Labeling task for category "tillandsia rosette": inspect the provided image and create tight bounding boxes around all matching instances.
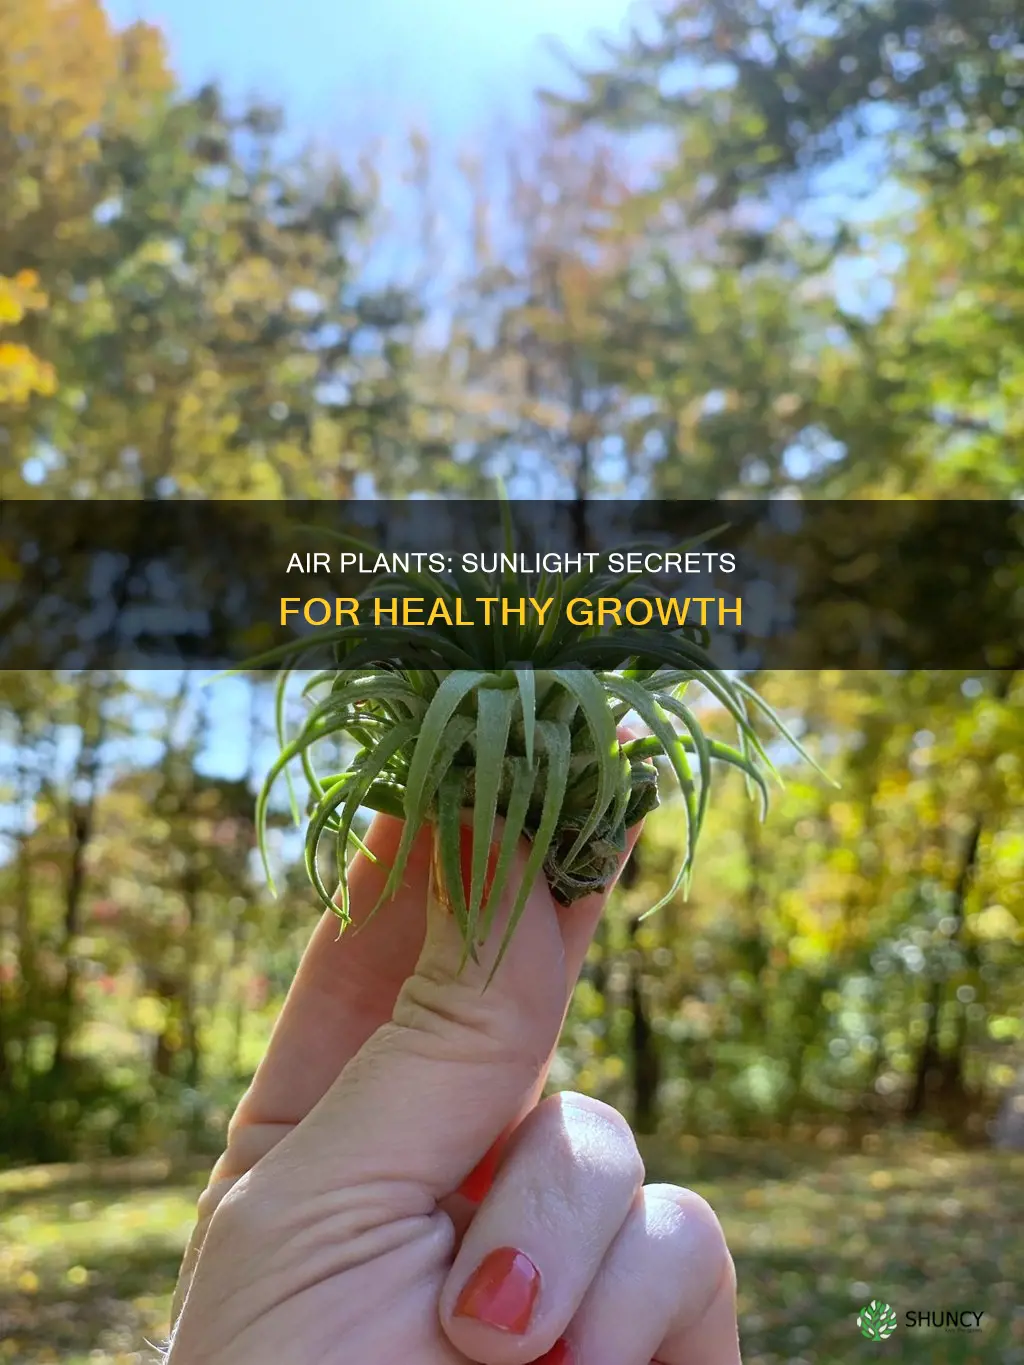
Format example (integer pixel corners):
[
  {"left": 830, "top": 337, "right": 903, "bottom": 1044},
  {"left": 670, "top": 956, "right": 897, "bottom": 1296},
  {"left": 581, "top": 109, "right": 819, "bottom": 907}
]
[{"left": 255, "top": 513, "right": 823, "bottom": 977}]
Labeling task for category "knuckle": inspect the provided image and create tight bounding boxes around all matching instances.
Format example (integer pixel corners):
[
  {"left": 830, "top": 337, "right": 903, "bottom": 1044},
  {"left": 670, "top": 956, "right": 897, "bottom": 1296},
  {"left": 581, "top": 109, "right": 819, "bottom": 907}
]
[
  {"left": 556, "top": 1092, "right": 646, "bottom": 1186},
  {"left": 648, "top": 1183, "right": 723, "bottom": 1228},
  {"left": 203, "top": 1171, "right": 274, "bottom": 1248},
  {"left": 393, "top": 967, "right": 556, "bottom": 1075},
  {"left": 221, "top": 1119, "right": 294, "bottom": 1176},
  {"left": 644, "top": 1182, "right": 733, "bottom": 1284},
  {"left": 194, "top": 1173, "right": 241, "bottom": 1232}
]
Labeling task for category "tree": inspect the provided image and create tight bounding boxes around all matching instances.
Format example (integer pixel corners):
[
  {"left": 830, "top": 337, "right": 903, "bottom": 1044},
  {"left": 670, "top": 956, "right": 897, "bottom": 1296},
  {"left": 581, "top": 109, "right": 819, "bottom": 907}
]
[
  {"left": 552, "top": 1, "right": 1023, "bottom": 215},
  {"left": 449, "top": 120, "right": 648, "bottom": 498},
  {"left": 0, "top": 272, "right": 56, "bottom": 408},
  {"left": 543, "top": 0, "right": 1023, "bottom": 497},
  {"left": 1, "top": 0, "right": 434, "bottom": 499}
]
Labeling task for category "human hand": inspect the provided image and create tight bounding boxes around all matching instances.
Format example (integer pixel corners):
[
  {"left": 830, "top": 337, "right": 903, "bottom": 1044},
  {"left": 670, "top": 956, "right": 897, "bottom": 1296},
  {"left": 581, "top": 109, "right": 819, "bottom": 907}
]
[{"left": 167, "top": 815, "right": 741, "bottom": 1364}]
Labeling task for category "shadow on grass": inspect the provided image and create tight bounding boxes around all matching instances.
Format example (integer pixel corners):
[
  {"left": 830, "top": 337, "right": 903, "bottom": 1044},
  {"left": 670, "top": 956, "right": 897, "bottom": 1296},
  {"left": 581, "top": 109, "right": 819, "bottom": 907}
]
[
  {"left": 2, "top": 1144, "right": 1021, "bottom": 1364},
  {"left": 641, "top": 1137, "right": 833, "bottom": 1183},
  {"left": 0, "top": 1159, "right": 206, "bottom": 1216},
  {"left": 638, "top": 1141, "right": 1023, "bottom": 1365},
  {"left": 731, "top": 1244, "right": 1009, "bottom": 1365},
  {"left": 4, "top": 1229, "right": 1010, "bottom": 1364},
  {"left": 0, "top": 1243, "right": 182, "bottom": 1356}
]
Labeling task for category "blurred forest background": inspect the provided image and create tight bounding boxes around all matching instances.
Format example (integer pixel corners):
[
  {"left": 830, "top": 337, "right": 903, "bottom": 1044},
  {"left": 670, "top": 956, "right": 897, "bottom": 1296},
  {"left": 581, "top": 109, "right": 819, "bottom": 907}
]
[{"left": 0, "top": 0, "right": 1022, "bottom": 1361}]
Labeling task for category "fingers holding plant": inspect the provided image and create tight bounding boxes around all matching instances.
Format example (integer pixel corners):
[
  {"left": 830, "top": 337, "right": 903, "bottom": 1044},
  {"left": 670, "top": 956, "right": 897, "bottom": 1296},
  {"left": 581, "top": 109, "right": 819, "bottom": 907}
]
[
  {"left": 167, "top": 528, "right": 818, "bottom": 1360},
  {"left": 441, "top": 1095, "right": 741, "bottom": 1365},
  {"left": 167, "top": 819, "right": 743, "bottom": 1365},
  {"left": 167, "top": 822, "right": 628, "bottom": 1362}
]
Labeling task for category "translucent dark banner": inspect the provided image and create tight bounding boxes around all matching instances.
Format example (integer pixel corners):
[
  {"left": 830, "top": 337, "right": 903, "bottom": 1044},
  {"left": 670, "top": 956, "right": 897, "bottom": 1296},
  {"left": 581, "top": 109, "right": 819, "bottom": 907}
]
[{"left": 0, "top": 499, "right": 1020, "bottom": 670}]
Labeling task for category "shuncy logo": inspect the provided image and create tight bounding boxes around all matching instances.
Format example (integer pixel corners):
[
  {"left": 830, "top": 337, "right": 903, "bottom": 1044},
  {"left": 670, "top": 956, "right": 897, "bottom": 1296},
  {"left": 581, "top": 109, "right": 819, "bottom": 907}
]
[
  {"left": 905, "top": 1311, "right": 984, "bottom": 1331},
  {"left": 858, "top": 1301, "right": 898, "bottom": 1340},
  {"left": 856, "top": 1302, "right": 986, "bottom": 1340}
]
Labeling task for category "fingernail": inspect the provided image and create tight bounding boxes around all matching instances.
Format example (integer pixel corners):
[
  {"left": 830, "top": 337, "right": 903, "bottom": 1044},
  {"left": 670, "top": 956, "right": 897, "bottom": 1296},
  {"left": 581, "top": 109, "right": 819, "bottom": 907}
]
[
  {"left": 454, "top": 1247, "right": 541, "bottom": 1333},
  {"left": 535, "top": 1339, "right": 576, "bottom": 1365},
  {"left": 458, "top": 825, "right": 499, "bottom": 907},
  {"left": 457, "top": 1136, "right": 504, "bottom": 1204}
]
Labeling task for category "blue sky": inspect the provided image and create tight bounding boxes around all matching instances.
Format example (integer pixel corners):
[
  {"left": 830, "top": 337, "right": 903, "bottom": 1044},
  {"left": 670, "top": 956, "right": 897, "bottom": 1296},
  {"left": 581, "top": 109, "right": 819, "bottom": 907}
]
[
  {"left": 104, "top": 0, "right": 639, "bottom": 143},
  {"left": 101, "top": 0, "right": 894, "bottom": 321}
]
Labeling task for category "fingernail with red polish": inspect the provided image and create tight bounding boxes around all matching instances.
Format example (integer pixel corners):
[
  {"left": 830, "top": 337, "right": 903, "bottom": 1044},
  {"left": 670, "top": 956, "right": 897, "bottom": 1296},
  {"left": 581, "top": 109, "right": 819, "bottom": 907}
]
[
  {"left": 458, "top": 1136, "right": 504, "bottom": 1204},
  {"left": 535, "top": 1339, "right": 576, "bottom": 1365},
  {"left": 454, "top": 1247, "right": 541, "bottom": 1333}
]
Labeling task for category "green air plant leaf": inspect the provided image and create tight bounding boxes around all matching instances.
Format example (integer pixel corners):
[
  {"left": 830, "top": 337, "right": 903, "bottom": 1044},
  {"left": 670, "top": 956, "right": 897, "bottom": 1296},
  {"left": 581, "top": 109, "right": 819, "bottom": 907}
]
[{"left": 254, "top": 521, "right": 822, "bottom": 977}]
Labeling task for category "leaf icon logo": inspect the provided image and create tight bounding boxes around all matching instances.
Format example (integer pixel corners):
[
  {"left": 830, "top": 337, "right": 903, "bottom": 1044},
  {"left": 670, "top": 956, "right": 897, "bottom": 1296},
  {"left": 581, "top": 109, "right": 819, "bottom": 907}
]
[{"left": 858, "top": 1300, "right": 898, "bottom": 1340}]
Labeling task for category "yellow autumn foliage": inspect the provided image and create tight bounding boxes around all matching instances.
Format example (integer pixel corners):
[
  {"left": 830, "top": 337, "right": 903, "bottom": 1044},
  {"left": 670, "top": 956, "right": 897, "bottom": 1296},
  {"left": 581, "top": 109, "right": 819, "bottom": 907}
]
[{"left": 0, "top": 271, "right": 56, "bottom": 404}]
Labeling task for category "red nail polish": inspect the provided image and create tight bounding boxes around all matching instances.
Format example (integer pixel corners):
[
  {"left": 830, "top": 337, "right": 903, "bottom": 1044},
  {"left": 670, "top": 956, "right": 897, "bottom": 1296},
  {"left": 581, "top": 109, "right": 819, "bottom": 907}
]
[
  {"left": 535, "top": 1339, "right": 575, "bottom": 1365},
  {"left": 454, "top": 1247, "right": 541, "bottom": 1333},
  {"left": 458, "top": 1136, "right": 504, "bottom": 1204},
  {"left": 458, "top": 825, "right": 499, "bottom": 907}
]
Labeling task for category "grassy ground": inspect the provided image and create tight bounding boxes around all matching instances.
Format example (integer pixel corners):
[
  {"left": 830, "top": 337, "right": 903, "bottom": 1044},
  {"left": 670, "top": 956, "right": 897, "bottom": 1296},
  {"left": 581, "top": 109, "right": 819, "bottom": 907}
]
[{"left": 0, "top": 1140, "right": 1021, "bottom": 1364}]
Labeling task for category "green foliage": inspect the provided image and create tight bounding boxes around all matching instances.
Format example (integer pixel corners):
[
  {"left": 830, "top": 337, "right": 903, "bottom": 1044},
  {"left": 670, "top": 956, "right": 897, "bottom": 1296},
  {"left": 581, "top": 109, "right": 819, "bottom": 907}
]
[
  {"left": 1, "top": 0, "right": 1021, "bottom": 1234},
  {"left": 539, "top": 0, "right": 1023, "bottom": 499},
  {"left": 1, "top": 4, "right": 427, "bottom": 498},
  {"left": 565, "top": 671, "right": 1023, "bottom": 1138}
]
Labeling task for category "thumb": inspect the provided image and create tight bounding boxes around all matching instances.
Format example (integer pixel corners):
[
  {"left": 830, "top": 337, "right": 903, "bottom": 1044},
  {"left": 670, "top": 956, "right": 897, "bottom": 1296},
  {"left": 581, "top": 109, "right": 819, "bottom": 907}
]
[{"left": 286, "top": 824, "right": 593, "bottom": 1206}]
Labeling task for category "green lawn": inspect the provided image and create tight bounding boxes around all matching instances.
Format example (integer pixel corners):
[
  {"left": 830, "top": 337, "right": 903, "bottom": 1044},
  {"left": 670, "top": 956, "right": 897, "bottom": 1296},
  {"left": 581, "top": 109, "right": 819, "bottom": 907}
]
[{"left": 1, "top": 1140, "right": 1021, "bottom": 1363}]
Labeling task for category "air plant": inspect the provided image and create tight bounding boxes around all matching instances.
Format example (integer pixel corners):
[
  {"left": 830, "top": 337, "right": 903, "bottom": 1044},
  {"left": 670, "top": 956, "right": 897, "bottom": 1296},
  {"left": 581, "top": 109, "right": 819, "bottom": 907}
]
[{"left": 255, "top": 510, "right": 823, "bottom": 976}]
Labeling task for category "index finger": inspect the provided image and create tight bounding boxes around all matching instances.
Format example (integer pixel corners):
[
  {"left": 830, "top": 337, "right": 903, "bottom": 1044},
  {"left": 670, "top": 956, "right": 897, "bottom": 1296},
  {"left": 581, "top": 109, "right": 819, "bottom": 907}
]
[
  {"left": 218, "top": 813, "right": 433, "bottom": 1173},
  {"left": 223, "top": 716, "right": 644, "bottom": 1156},
  {"left": 172, "top": 808, "right": 640, "bottom": 1326},
  {"left": 172, "top": 814, "right": 434, "bottom": 1324},
  {"left": 218, "top": 811, "right": 639, "bottom": 1178}
]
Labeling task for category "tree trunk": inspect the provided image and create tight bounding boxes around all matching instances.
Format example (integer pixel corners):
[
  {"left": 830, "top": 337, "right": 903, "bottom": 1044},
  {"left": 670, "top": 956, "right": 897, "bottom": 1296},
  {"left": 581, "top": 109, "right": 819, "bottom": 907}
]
[
  {"left": 906, "top": 670, "right": 1015, "bottom": 1122},
  {"left": 906, "top": 818, "right": 982, "bottom": 1122},
  {"left": 50, "top": 679, "right": 110, "bottom": 1078},
  {"left": 181, "top": 864, "right": 202, "bottom": 1093},
  {"left": 741, "top": 794, "right": 769, "bottom": 1034},
  {"left": 993, "top": 1067, "right": 1024, "bottom": 1151},
  {"left": 50, "top": 804, "right": 92, "bottom": 1075},
  {"left": 627, "top": 915, "right": 660, "bottom": 1134}
]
